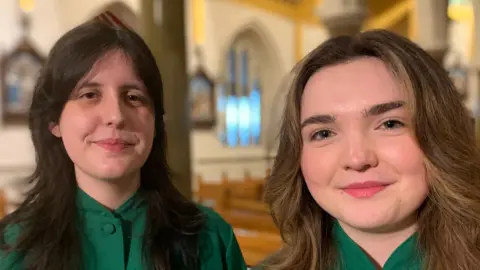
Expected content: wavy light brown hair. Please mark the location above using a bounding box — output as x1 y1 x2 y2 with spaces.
262 29 480 270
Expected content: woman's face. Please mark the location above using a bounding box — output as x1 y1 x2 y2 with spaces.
50 50 155 186
300 57 428 233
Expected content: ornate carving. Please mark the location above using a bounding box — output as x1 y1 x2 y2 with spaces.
1 33 44 125
317 0 367 36
188 47 216 129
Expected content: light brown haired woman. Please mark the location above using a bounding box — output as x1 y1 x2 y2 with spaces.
260 29 480 270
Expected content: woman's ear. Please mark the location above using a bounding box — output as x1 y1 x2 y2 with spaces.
49 122 61 138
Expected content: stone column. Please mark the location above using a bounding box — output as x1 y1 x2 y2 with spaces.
470 1 480 142
465 67 480 138
141 0 193 199
414 0 449 64
472 1 480 68
317 0 367 36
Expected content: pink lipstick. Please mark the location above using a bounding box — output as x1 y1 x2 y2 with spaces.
342 181 389 198
95 138 132 152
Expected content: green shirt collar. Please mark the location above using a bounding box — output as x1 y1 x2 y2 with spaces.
333 221 422 270
76 187 145 217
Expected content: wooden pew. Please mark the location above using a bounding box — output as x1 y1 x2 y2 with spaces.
195 171 282 267
195 174 227 210
0 189 6 218
195 172 266 210
223 172 269 215
228 197 270 215
234 228 282 267
195 171 275 224
217 209 278 233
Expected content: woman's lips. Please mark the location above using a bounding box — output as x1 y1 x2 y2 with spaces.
94 138 133 152
342 181 390 198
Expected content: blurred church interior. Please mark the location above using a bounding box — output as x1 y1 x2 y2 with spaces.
0 0 478 266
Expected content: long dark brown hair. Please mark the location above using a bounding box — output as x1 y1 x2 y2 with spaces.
0 20 205 270
263 29 480 270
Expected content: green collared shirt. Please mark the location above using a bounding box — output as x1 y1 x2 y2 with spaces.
1 189 247 270
333 222 422 270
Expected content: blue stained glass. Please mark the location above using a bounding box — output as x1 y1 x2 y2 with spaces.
220 46 262 147
241 50 249 94
217 85 226 113
228 48 236 85
250 80 261 144
217 85 227 143
238 96 250 146
237 49 250 145
224 49 238 146
226 95 239 147
7 84 19 104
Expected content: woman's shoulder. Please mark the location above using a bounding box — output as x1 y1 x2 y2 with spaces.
0 221 24 269
195 204 248 269
196 204 233 237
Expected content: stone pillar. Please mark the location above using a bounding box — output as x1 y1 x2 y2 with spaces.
317 0 367 36
470 1 480 142
141 0 193 199
472 1 480 68
466 67 480 136
141 0 155 45
414 0 449 64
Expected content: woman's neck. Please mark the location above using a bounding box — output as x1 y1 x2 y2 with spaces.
75 168 141 210
338 217 418 268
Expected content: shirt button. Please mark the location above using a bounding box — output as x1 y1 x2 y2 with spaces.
101 223 116 234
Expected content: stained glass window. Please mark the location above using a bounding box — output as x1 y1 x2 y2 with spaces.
218 44 262 147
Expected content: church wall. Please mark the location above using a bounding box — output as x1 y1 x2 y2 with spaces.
0 0 63 190
300 24 329 59
186 0 299 183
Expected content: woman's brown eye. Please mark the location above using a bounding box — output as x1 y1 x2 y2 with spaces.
80 92 98 99
128 95 140 101
382 120 404 129
127 94 147 105
311 130 333 141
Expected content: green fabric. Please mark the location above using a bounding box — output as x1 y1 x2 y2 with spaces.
333 221 422 270
0 188 247 270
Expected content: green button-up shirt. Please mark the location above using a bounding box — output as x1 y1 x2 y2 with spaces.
253 221 422 270
334 222 422 270
1 189 247 270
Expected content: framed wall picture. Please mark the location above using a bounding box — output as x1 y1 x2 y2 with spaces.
189 68 216 129
1 40 44 125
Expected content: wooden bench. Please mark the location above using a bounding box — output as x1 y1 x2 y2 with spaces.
195 172 266 210
217 209 278 233
0 189 6 218
195 171 282 266
234 228 282 266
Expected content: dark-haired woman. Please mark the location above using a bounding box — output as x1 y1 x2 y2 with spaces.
0 18 246 270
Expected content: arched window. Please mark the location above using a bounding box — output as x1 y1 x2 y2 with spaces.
217 37 262 147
